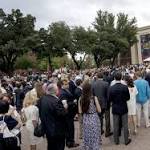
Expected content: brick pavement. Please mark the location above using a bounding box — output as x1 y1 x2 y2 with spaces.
21 120 150 150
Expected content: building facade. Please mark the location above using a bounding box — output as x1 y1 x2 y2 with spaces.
131 26 150 64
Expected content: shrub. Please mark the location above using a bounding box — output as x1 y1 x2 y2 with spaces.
15 55 34 69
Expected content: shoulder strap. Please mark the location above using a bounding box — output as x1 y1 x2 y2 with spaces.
0 116 7 135
37 98 41 113
92 96 96 106
0 115 5 124
94 96 101 113
37 98 42 123
78 97 82 114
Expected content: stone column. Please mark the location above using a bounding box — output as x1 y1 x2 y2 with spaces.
137 35 143 64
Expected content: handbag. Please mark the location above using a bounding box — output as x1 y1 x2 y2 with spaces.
34 122 44 137
34 99 45 137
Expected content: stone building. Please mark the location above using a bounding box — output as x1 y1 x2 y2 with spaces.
131 25 150 64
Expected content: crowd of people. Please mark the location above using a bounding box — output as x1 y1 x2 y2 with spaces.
0 64 150 150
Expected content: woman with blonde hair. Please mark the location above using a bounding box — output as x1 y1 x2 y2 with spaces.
22 92 42 150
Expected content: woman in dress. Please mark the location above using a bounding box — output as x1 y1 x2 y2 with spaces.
22 91 42 150
79 81 101 150
1 93 22 143
125 76 138 134
0 100 21 150
2 93 22 125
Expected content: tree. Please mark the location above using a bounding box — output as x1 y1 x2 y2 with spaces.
15 55 35 69
92 10 116 67
52 55 71 69
34 22 69 71
116 13 137 64
48 22 90 70
92 10 137 67
48 21 70 67
34 28 52 69
69 26 90 70
117 13 137 47
108 34 129 66
0 9 36 73
41 22 91 70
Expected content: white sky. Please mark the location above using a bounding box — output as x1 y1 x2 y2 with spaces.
0 0 150 29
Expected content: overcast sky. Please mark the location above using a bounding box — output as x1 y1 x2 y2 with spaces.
1 0 150 29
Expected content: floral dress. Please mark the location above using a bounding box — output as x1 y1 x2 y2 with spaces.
82 98 101 150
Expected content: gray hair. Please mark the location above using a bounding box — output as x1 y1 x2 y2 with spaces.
45 83 57 96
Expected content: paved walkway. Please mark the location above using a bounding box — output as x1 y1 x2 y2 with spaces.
21 120 150 150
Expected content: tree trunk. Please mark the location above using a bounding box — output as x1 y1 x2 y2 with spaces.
72 56 81 70
70 53 81 70
112 57 116 67
94 54 99 68
7 60 15 76
93 54 105 68
0 56 6 72
110 54 117 68
79 54 86 70
48 54 52 71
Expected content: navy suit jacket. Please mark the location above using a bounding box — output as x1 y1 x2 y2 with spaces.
108 83 130 115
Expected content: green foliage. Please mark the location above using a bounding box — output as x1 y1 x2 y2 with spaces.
116 13 137 46
82 55 96 69
0 9 138 72
92 10 116 67
36 58 48 71
69 26 90 70
51 55 72 69
35 22 91 70
92 10 137 67
49 21 71 51
34 22 70 70
0 9 36 73
15 55 34 69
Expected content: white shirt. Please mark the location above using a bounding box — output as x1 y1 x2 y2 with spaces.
0 86 7 94
110 80 126 86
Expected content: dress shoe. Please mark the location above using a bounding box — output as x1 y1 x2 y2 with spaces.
125 139 131 145
67 143 79 148
105 132 113 137
115 142 119 145
115 141 119 145
101 130 104 135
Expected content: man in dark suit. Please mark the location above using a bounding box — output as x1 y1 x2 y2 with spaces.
38 83 67 150
68 74 77 99
92 72 112 137
145 71 150 87
74 79 82 102
59 78 79 148
74 78 83 138
103 71 114 85
108 72 131 145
